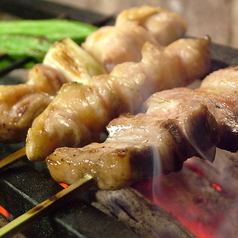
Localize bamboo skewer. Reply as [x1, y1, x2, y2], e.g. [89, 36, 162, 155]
[0, 174, 95, 238]
[0, 147, 26, 169]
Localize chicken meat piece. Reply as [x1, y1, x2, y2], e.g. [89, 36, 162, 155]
[111, 36, 211, 98]
[144, 66, 238, 152]
[115, 5, 187, 45]
[26, 36, 211, 161]
[46, 101, 218, 190]
[82, 22, 160, 72]
[82, 5, 187, 71]
[46, 66, 238, 190]
[199, 66, 238, 151]
[0, 64, 67, 143]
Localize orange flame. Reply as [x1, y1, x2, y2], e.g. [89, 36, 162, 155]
[0, 205, 10, 219]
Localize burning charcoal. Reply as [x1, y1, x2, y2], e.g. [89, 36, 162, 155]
[0, 160, 140, 238]
[92, 187, 198, 238]
[133, 149, 238, 238]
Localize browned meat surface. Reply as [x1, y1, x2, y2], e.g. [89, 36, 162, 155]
[47, 101, 218, 190]
[145, 66, 238, 152]
[82, 5, 187, 71]
[46, 66, 238, 190]
[26, 36, 211, 161]
[0, 64, 67, 143]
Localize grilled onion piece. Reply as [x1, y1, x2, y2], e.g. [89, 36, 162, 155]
[82, 5, 187, 71]
[26, 36, 211, 162]
[46, 66, 238, 190]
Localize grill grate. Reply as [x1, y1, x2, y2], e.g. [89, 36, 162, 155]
[0, 158, 139, 238]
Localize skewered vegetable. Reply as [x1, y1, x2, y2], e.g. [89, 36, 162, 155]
[43, 37, 106, 84]
[0, 19, 97, 67]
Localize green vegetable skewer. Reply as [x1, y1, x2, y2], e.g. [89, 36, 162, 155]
[0, 35, 53, 61]
[0, 19, 97, 68]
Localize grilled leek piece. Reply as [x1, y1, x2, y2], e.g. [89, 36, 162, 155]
[43, 37, 106, 84]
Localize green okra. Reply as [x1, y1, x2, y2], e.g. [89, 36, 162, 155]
[0, 19, 97, 68]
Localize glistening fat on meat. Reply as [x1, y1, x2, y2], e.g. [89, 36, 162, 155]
[26, 36, 211, 161]
[83, 5, 187, 71]
[46, 66, 238, 190]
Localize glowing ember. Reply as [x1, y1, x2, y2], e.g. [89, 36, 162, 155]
[59, 183, 69, 188]
[211, 183, 223, 192]
[0, 206, 10, 219]
[186, 161, 223, 193]
[132, 157, 233, 238]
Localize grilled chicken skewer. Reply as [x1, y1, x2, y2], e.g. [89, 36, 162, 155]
[47, 104, 218, 190]
[83, 5, 187, 72]
[0, 38, 105, 143]
[46, 66, 238, 190]
[0, 5, 187, 143]
[26, 36, 211, 161]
